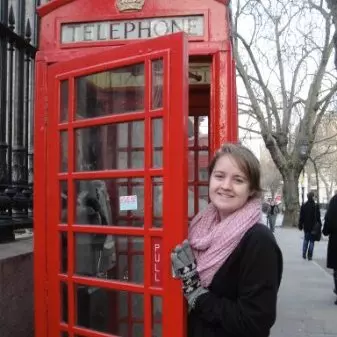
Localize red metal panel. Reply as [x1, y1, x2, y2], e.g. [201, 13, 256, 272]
[33, 57, 49, 337]
[161, 32, 189, 336]
[39, 32, 188, 337]
[224, 49, 238, 143]
[46, 53, 66, 337]
[230, 57, 238, 141]
[210, 44, 237, 151]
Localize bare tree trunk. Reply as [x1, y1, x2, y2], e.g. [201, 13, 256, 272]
[311, 159, 320, 204]
[282, 169, 300, 227]
[319, 171, 333, 202]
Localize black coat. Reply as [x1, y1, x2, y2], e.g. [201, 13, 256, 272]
[323, 194, 337, 269]
[298, 199, 321, 233]
[188, 224, 283, 337]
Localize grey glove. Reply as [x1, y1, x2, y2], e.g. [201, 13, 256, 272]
[171, 240, 209, 308]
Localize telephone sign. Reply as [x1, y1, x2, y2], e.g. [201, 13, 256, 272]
[61, 15, 204, 43]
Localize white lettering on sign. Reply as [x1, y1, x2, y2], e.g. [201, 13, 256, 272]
[152, 239, 162, 286]
[61, 15, 204, 43]
[154, 243, 161, 282]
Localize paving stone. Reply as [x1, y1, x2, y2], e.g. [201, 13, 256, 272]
[260, 220, 337, 337]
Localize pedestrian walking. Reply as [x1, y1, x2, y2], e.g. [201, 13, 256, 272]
[322, 191, 337, 305]
[171, 143, 283, 337]
[298, 191, 322, 260]
[266, 200, 279, 233]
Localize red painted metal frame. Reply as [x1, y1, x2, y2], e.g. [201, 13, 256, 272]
[34, 59, 49, 337]
[34, 1, 238, 336]
[36, 32, 188, 337]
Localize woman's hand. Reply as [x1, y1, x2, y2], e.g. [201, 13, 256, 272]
[171, 240, 208, 308]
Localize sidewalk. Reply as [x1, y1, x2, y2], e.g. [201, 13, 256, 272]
[270, 226, 337, 337]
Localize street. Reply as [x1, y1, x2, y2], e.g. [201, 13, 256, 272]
[268, 217, 337, 337]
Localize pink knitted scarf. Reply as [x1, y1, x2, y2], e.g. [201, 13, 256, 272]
[188, 198, 262, 287]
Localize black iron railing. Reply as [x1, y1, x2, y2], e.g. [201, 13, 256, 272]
[0, 0, 39, 242]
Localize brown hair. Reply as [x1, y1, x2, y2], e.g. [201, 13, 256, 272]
[208, 143, 263, 198]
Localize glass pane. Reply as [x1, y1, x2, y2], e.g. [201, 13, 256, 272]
[75, 179, 144, 227]
[61, 282, 68, 323]
[188, 186, 195, 218]
[152, 59, 163, 109]
[188, 116, 195, 138]
[60, 232, 68, 273]
[152, 296, 162, 337]
[75, 121, 144, 171]
[133, 323, 144, 337]
[60, 181, 68, 223]
[75, 64, 145, 119]
[188, 150, 195, 181]
[132, 293, 144, 319]
[60, 131, 68, 172]
[75, 286, 144, 336]
[74, 233, 144, 284]
[198, 117, 209, 144]
[198, 185, 209, 212]
[153, 177, 163, 228]
[198, 185, 208, 201]
[60, 80, 68, 122]
[198, 151, 209, 180]
[61, 332, 68, 337]
[152, 118, 162, 168]
[131, 254, 144, 283]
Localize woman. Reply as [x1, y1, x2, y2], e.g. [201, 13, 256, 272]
[171, 143, 283, 337]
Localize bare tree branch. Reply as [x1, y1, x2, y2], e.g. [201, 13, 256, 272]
[235, 33, 282, 131]
[238, 125, 262, 135]
[234, 0, 335, 226]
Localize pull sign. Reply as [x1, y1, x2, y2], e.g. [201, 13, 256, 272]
[152, 238, 162, 287]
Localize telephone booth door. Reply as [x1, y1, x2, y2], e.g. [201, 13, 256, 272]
[43, 32, 189, 337]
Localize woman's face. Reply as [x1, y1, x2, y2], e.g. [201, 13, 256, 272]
[209, 154, 252, 220]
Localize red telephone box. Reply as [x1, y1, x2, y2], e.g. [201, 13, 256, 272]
[34, 1, 237, 337]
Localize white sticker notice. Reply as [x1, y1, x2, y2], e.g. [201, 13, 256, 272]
[119, 195, 138, 211]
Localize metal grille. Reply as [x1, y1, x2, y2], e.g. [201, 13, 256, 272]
[0, 0, 39, 242]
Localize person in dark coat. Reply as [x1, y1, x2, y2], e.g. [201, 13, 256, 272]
[298, 191, 322, 260]
[171, 143, 283, 337]
[266, 200, 279, 233]
[322, 191, 337, 304]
